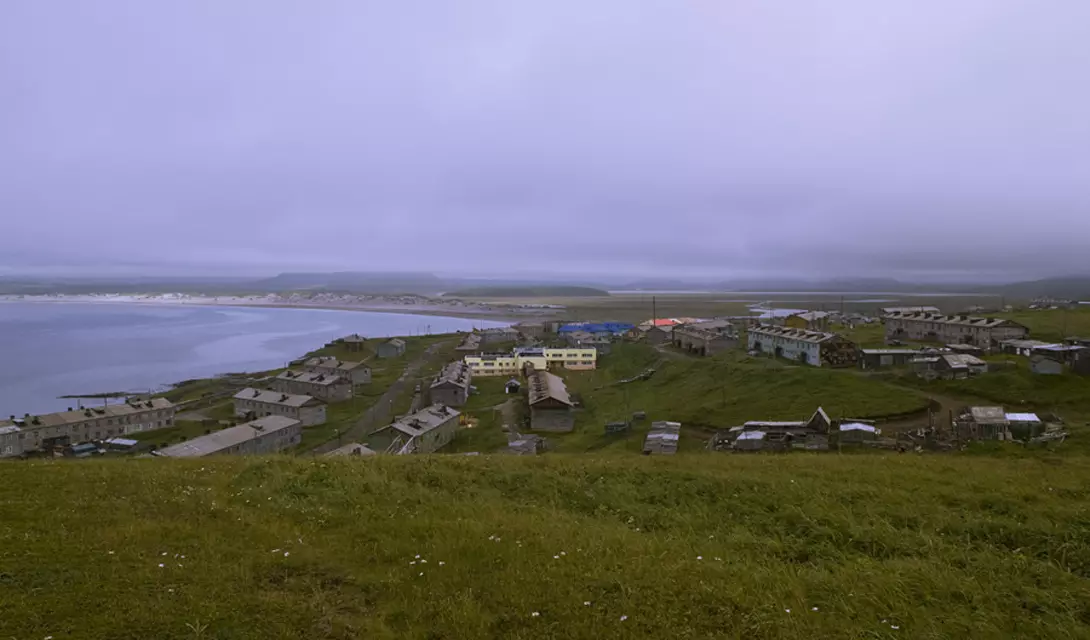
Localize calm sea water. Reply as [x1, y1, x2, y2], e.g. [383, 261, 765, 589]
[0, 302, 504, 416]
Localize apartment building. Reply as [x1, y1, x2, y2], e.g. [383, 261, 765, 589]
[882, 311, 1028, 349]
[747, 325, 858, 367]
[303, 356, 372, 384]
[153, 415, 301, 458]
[232, 388, 327, 426]
[271, 370, 353, 402]
[429, 361, 472, 407]
[464, 347, 597, 377]
[367, 404, 461, 454]
[0, 398, 176, 458]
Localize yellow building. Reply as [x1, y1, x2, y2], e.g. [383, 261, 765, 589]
[464, 347, 597, 376]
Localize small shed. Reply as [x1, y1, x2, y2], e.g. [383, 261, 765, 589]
[964, 406, 1011, 439]
[1005, 412, 1043, 439]
[643, 421, 680, 455]
[733, 430, 766, 451]
[506, 433, 546, 455]
[103, 437, 139, 451]
[504, 379, 521, 394]
[838, 422, 878, 443]
[1030, 355, 1064, 375]
[858, 349, 920, 370]
[604, 421, 630, 434]
[377, 338, 407, 359]
[341, 334, 367, 353]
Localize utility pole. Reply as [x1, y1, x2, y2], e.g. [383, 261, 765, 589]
[652, 296, 657, 323]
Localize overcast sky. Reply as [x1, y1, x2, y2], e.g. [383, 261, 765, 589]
[2, 1, 1088, 281]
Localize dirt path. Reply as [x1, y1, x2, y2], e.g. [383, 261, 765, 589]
[308, 341, 451, 454]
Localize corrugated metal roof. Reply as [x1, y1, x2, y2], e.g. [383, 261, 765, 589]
[1005, 413, 1041, 422]
[839, 423, 877, 432]
[528, 371, 573, 407]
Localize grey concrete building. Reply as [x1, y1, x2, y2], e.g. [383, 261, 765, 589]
[673, 319, 737, 356]
[377, 338, 407, 358]
[455, 333, 483, 352]
[233, 388, 327, 426]
[153, 415, 301, 458]
[0, 398, 176, 458]
[271, 370, 353, 402]
[882, 311, 1028, 349]
[747, 325, 858, 367]
[528, 371, 575, 432]
[367, 404, 461, 454]
[303, 356, 372, 384]
[880, 306, 941, 315]
[429, 361, 472, 407]
[644, 324, 674, 346]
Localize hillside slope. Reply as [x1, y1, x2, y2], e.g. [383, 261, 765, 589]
[4, 455, 1089, 639]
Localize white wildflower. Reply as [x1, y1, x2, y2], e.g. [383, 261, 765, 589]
[696, 556, 703, 560]
[531, 612, 540, 617]
[553, 555, 560, 559]
[620, 615, 628, 622]
[415, 554, 421, 559]
[158, 564, 164, 568]
[560, 551, 566, 556]
[271, 549, 281, 554]
[891, 625, 900, 630]
[438, 561, 445, 566]
[584, 601, 591, 606]
[785, 609, 791, 613]
[283, 552, 289, 557]
[812, 607, 819, 611]
[420, 559, 427, 564]
[409, 561, 416, 565]
[419, 572, 424, 576]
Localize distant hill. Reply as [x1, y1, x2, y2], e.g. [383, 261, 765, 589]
[986, 276, 1090, 300]
[443, 285, 610, 298]
[251, 272, 445, 294]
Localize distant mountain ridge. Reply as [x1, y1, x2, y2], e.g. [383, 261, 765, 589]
[1, 272, 1087, 299]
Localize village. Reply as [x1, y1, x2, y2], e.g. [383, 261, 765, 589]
[2, 302, 1087, 462]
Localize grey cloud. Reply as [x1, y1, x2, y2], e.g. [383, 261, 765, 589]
[1, 0, 1089, 281]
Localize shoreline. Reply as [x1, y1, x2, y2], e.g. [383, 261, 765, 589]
[0, 295, 558, 323]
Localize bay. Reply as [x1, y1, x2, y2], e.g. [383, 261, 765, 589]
[0, 302, 505, 416]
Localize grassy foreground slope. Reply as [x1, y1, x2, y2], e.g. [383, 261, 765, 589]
[4, 456, 1090, 639]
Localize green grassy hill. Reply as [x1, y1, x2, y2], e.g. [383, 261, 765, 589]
[451, 344, 932, 454]
[4, 455, 1090, 639]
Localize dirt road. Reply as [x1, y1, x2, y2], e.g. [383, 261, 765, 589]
[308, 341, 451, 454]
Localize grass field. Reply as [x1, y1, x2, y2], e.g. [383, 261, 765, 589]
[4, 454, 1090, 639]
[893, 356, 1090, 424]
[990, 307, 1090, 342]
[476, 344, 932, 454]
